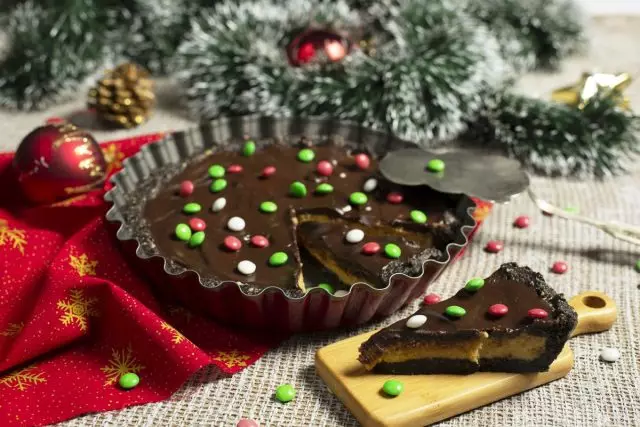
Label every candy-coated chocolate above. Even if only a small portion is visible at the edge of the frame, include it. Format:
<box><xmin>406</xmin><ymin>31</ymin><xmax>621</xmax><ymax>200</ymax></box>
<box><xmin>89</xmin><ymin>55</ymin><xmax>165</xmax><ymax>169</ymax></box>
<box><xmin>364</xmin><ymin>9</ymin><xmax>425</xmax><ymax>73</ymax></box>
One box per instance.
<box><xmin>406</xmin><ymin>314</ymin><xmax>427</xmax><ymax>329</ymax></box>
<box><xmin>179</xmin><ymin>180</ymin><xmax>194</xmax><ymax>197</ymax></box>
<box><xmin>384</xmin><ymin>243</ymin><xmax>401</xmax><ymax>259</ymax></box>
<box><xmin>227</xmin><ymin>164</ymin><xmax>243</xmax><ymax>174</ymax></box>
<box><xmin>487</xmin><ymin>303</ymin><xmax>509</xmax><ymax>317</ymax></box>
<box><xmin>354</xmin><ymin>153</ymin><xmax>370</xmax><ymax>170</ymax></box>
<box><xmin>211</xmin><ymin>197</ymin><xmax>226</xmax><ymax>212</ymax></box>
<box><xmin>551</xmin><ymin>261</ymin><xmax>568</xmax><ymax>274</ymax></box>
<box><xmin>485</xmin><ymin>240</ymin><xmax>503</xmax><ymax>253</ymax></box>
<box><xmin>513</xmin><ymin>215</ymin><xmax>530</xmax><ymax>228</ymax></box>
<box><xmin>188</xmin><ymin>231</ymin><xmax>206</xmax><ymax>248</ymax></box>
<box><xmin>237</xmin><ymin>260</ymin><xmax>256</xmax><ymax>275</ymax></box>
<box><xmin>423</xmin><ymin>293</ymin><xmax>441</xmax><ymax>305</ymax></box>
<box><xmin>600</xmin><ymin>347</ymin><xmax>620</xmax><ymax>362</ymax></box>
<box><xmin>189</xmin><ymin>217</ymin><xmax>206</xmax><ymax>232</ymax></box>
<box><xmin>315</xmin><ymin>183</ymin><xmax>334</xmax><ymax>194</ymax></box>
<box><xmin>316</xmin><ymin>160</ymin><xmax>334</xmax><ymax>176</ymax></box>
<box><xmin>210</xmin><ymin>178</ymin><xmax>227</xmax><ymax>193</ymax></box>
<box><xmin>208</xmin><ymin>164</ymin><xmax>225</xmax><ymax>178</ymax></box>
<box><xmin>227</xmin><ymin>216</ymin><xmax>246</xmax><ymax>232</ymax></box>
<box><xmin>528</xmin><ymin>308</ymin><xmax>548</xmax><ymax>319</ymax></box>
<box><xmin>382</xmin><ymin>379</ymin><xmax>404</xmax><ymax>397</ymax></box>
<box><xmin>363</xmin><ymin>178</ymin><xmax>378</xmax><ymax>192</ymax></box>
<box><xmin>119</xmin><ymin>372</ymin><xmax>140</xmax><ymax>390</ymax></box>
<box><xmin>465</xmin><ymin>277</ymin><xmax>485</xmax><ymax>291</ymax></box>
<box><xmin>297</xmin><ymin>148</ymin><xmax>315</xmax><ymax>163</ymax></box>
<box><xmin>175</xmin><ymin>223</ymin><xmax>192</xmax><ymax>241</ymax></box>
<box><xmin>635</xmin><ymin>259</ymin><xmax>640</xmax><ymax>272</ymax></box>
<box><xmin>242</xmin><ymin>140</ymin><xmax>256</xmax><ymax>156</ymax></box>
<box><xmin>259</xmin><ymin>201</ymin><xmax>278</xmax><ymax>213</ymax></box>
<box><xmin>250</xmin><ymin>235</ymin><xmax>269</xmax><ymax>248</ymax></box>
<box><xmin>224</xmin><ymin>236</ymin><xmax>242</xmax><ymax>251</ymax></box>
<box><xmin>410</xmin><ymin>210</ymin><xmax>427</xmax><ymax>224</ymax></box>
<box><xmin>261</xmin><ymin>165</ymin><xmax>276</xmax><ymax>177</ymax></box>
<box><xmin>386</xmin><ymin>192</ymin><xmax>403</xmax><ymax>204</ymax></box>
<box><xmin>269</xmin><ymin>252</ymin><xmax>288</xmax><ymax>266</ymax></box>
<box><xmin>237</xmin><ymin>419</ymin><xmax>260</xmax><ymax>427</ymax></box>
<box><xmin>445</xmin><ymin>305</ymin><xmax>466</xmax><ymax>318</ymax></box>
<box><xmin>361</xmin><ymin>242</ymin><xmax>381</xmax><ymax>255</ymax></box>
<box><xmin>349</xmin><ymin>192</ymin><xmax>367</xmax><ymax>205</ymax></box>
<box><xmin>290</xmin><ymin>181</ymin><xmax>307</xmax><ymax>198</ymax></box>
<box><xmin>317</xmin><ymin>283</ymin><xmax>334</xmax><ymax>294</ymax></box>
<box><xmin>183</xmin><ymin>202</ymin><xmax>202</xmax><ymax>214</ymax></box>
<box><xmin>426</xmin><ymin>158</ymin><xmax>445</xmax><ymax>173</ymax></box>
<box><xmin>345</xmin><ymin>229</ymin><xmax>364</xmax><ymax>243</ymax></box>
<box><xmin>275</xmin><ymin>384</ymin><xmax>296</xmax><ymax>403</ymax></box>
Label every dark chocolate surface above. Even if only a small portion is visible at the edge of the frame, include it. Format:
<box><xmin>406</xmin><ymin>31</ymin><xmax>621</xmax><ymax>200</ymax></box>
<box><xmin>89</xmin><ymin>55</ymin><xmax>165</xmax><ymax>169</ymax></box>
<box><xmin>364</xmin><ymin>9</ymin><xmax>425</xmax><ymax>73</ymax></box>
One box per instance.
<box><xmin>359</xmin><ymin>263</ymin><xmax>578</xmax><ymax>372</ymax></box>
<box><xmin>143</xmin><ymin>141</ymin><xmax>461</xmax><ymax>289</ymax></box>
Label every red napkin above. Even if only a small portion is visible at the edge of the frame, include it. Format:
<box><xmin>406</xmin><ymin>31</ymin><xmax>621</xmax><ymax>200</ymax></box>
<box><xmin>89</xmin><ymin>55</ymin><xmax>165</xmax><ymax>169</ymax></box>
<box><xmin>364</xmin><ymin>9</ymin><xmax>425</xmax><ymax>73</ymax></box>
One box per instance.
<box><xmin>0</xmin><ymin>133</ymin><xmax>285</xmax><ymax>427</ymax></box>
<box><xmin>0</xmin><ymin>130</ymin><xmax>492</xmax><ymax>427</ymax></box>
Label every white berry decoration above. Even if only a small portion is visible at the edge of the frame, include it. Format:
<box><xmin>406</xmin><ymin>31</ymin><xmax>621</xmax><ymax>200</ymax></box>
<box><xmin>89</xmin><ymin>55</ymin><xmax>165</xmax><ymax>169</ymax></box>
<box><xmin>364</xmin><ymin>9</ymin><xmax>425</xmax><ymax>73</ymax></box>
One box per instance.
<box><xmin>600</xmin><ymin>347</ymin><xmax>620</xmax><ymax>363</ymax></box>
<box><xmin>237</xmin><ymin>260</ymin><xmax>256</xmax><ymax>275</ymax></box>
<box><xmin>406</xmin><ymin>314</ymin><xmax>427</xmax><ymax>329</ymax></box>
<box><xmin>345</xmin><ymin>229</ymin><xmax>365</xmax><ymax>243</ymax></box>
<box><xmin>227</xmin><ymin>216</ymin><xmax>245</xmax><ymax>231</ymax></box>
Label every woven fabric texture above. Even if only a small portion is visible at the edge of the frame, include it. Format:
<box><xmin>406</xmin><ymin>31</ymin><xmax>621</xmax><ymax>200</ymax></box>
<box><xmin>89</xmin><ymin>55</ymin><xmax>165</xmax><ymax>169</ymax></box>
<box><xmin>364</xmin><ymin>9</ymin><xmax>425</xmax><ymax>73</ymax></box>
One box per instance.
<box><xmin>1</xmin><ymin>16</ymin><xmax>639</xmax><ymax>427</ymax></box>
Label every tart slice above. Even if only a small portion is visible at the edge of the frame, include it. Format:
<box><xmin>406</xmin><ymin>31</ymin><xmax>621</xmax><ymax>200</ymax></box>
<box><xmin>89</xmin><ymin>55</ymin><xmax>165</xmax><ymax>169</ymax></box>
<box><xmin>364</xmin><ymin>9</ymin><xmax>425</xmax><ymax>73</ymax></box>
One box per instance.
<box><xmin>358</xmin><ymin>263</ymin><xmax>578</xmax><ymax>374</ymax></box>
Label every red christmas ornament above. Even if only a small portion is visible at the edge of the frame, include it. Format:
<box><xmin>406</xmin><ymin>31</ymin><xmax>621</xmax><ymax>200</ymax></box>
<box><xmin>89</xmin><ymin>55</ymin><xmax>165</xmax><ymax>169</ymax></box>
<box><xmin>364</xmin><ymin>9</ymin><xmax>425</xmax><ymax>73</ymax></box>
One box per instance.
<box><xmin>297</xmin><ymin>43</ymin><xmax>316</xmax><ymax>64</ymax></box>
<box><xmin>551</xmin><ymin>261</ymin><xmax>568</xmax><ymax>274</ymax></box>
<box><xmin>13</xmin><ymin>123</ymin><xmax>107</xmax><ymax>204</ymax></box>
<box><xmin>423</xmin><ymin>293</ymin><xmax>441</xmax><ymax>305</ymax></box>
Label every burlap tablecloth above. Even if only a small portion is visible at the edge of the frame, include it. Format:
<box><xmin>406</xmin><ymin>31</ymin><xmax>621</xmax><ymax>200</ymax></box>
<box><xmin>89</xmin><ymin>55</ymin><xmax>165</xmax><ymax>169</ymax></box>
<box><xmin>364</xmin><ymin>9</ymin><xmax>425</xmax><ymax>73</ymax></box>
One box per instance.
<box><xmin>1</xmin><ymin>16</ymin><xmax>639</xmax><ymax>427</ymax></box>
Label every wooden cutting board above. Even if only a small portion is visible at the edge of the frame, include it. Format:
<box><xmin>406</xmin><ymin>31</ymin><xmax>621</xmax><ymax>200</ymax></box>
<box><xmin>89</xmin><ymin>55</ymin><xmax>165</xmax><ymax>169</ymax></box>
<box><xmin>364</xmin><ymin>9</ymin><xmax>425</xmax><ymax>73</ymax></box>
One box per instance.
<box><xmin>316</xmin><ymin>291</ymin><xmax>617</xmax><ymax>427</ymax></box>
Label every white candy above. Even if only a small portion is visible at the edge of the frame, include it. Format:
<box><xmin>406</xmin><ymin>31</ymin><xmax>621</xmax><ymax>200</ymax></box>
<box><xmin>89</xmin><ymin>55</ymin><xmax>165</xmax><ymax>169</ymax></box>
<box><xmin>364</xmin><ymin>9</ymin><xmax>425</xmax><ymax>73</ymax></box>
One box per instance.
<box><xmin>237</xmin><ymin>260</ymin><xmax>256</xmax><ymax>275</ymax></box>
<box><xmin>345</xmin><ymin>229</ymin><xmax>364</xmax><ymax>243</ymax></box>
<box><xmin>406</xmin><ymin>315</ymin><xmax>427</xmax><ymax>329</ymax></box>
<box><xmin>363</xmin><ymin>178</ymin><xmax>378</xmax><ymax>192</ymax></box>
<box><xmin>339</xmin><ymin>172</ymin><xmax>347</xmax><ymax>178</ymax></box>
<box><xmin>334</xmin><ymin>290</ymin><xmax>349</xmax><ymax>297</ymax></box>
<box><xmin>211</xmin><ymin>197</ymin><xmax>227</xmax><ymax>212</ymax></box>
<box><xmin>600</xmin><ymin>347</ymin><xmax>620</xmax><ymax>363</ymax></box>
<box><xmin>227</xmin><ymin>216</ymin><xmax>245</xmax><ymax>231</ymax></box>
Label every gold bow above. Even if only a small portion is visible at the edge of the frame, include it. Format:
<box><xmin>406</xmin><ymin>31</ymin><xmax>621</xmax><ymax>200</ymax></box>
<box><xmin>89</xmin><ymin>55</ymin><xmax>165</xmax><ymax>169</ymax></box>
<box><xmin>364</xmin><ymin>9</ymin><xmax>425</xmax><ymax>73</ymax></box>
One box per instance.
<box><xmin>551</xmin><ymin>72</ymin><xmax>632</xmax><ymax>109</ymax></box>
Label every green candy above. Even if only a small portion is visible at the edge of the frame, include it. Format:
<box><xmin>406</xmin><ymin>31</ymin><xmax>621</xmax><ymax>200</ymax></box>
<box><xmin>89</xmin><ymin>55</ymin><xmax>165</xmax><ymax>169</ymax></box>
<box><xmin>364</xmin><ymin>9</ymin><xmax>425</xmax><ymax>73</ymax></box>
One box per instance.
<box><xmin>445</xmin><ymin>305</ymin><xmax>466</xmax><ymax>318</ymax></box>
<box><xmin>275</xmin><ymin>384</ymin><xmax>296</xmax><ymax>403</ymax></box>
<box><xmin>260</xmin><ymin>201</ymin><xmax>278</xmax><ymax>213</ymax></box>
<box><xmin>635</xmin><ymin>259</ymin><xmax>640</xmax><ymax>272</ymax></box>
<box><xmin>119</xmin><ymin>372</ymin><xmax>140</xmax><ymax>390</ymax></box>
<box><xmin>269</xmin><ymin>251</ymin><xmax>288</xmax><ymax>266</ymax></box>
<box><xmin>188</xmin><ymin>231</ymin><xmax>206</xmax><ymax>248</ymax></box>
<box><xmin>290</xmin><ymin>181</ymin><xmax>307</xmax><ymax>198</ymax></box>
<box><xmin>208</xmin><ymin>164</ymin><xmax>225</xmax><ymax>178</ymax></box>
<box><xmin>242</xmin><ymin>140</ymin><xmax>256</xmax><ymax>156</ymax></box>
<box><xmin>349</xmin><ymin>192</ymin><xmax>368</xmax><ymax>205</ymax></box>
<box><xmin>382</xmin><ymin>379</ymin><xmax>404</xmax><ymax>397</ymax></box>
<box><xmin>315</xmin><ymin>183</ymin><xmax>334</xmax><ymax>194</ymax></box>
<box><xmin>317</xmin><ymin>283</ymin><xmax>334</xmax><ymax>294</ymax></box>
<box><xmin>564</xmin><ymin>206</ymin><xmax>579</xmax><ymax>214</ymax></box>
<box><xmin>297</xmin><ymin>148</ymin><xmax>315</xmax><ymax>163</ymax></box>
<box><xmin>426</xmin><ymin>158</ymin><xmax>445</xmax><ymax>173</ymax></box>
<box><xmin>209</xmin><ymin>179</ymin><xmax>227</xmax><ymax>193</ymax></box>
<box><xmin>175</xmin><ymin>223</ymin><xmax>192</xmax><ymax>241</ymax></box>
<box><xmin>183</xmin><ymin>202</ymin><xmax>202</xmax><ymax>214</ymax></box>
<box><xmin>465</xmin><ymin>277</ymin><xmax>485</xmax><ymax>291</ymax></box>
<box><xmin>410</xmin><ymin>210</ymin><xmax>427</xmax><ymax>224</ymax></box>
<box><xmin>384</xmin><ymin>243</ymin><xmax>401</xmax><ymax>259</ymax></box>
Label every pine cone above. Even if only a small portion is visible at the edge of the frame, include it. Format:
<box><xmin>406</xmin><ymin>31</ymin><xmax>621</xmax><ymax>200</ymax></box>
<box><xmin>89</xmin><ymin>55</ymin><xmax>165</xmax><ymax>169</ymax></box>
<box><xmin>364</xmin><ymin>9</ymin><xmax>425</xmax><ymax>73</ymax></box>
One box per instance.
<box><xmin>87</xmin><ymin>63</ymin><xmax>155</xmax><ymax>128</ymax></box>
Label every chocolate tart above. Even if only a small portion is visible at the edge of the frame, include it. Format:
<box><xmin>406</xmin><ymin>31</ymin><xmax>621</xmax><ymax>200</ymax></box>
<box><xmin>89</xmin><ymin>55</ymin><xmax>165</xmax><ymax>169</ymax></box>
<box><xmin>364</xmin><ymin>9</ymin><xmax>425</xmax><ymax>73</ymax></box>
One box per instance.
<box><xmin>105</xmin><ymin>117</ymin><xmax>477</xmax><ymax>331</ymax></box>
<box><xmin>358</xmin><ymin>263</ymin><xmax>578</xmax><ymax>374</ymax></box>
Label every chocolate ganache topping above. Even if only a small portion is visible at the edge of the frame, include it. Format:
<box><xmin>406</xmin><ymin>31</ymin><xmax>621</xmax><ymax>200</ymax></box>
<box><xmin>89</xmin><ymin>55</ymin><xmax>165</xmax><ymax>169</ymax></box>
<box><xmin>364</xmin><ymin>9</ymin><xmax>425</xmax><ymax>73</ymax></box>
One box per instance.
<box><xmin>143</xmin><ymin>138</ymin><xmax>462</xmax><ymax>291</ymax></box>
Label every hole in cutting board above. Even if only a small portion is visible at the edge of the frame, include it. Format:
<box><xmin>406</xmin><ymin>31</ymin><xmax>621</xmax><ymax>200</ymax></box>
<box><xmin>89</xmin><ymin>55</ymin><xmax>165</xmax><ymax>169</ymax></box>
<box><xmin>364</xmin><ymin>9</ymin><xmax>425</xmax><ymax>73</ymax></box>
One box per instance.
<box><xmin>582</xmin><ymin>295</ymin><xmax>606</xmax><ymax>308</ymax></box>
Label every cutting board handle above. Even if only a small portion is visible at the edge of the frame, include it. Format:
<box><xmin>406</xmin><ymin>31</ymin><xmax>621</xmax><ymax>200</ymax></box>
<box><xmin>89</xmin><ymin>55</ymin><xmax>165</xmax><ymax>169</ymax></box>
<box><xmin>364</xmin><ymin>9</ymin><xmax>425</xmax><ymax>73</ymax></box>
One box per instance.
<box><xmin>568</xmin><ymin>291</ymin><xmax>617</xmax><ymax>338</ymax></box>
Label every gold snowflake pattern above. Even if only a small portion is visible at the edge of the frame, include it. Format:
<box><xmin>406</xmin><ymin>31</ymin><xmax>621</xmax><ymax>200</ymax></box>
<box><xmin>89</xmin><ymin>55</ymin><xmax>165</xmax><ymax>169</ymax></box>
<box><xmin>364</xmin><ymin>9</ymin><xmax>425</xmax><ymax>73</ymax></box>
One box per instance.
<box><xmin>0</xmin><ymin>219</ymin><xmax>27</xmax><ymax>255</ymax></box>
<box><xmin>100</xmin><ymin>344</ymin><xmax>145</xmax><ymax>386</ymax></box>
<box><xmin>0</xmin><ymin>365</ymin><xmax>46</xmax><ymax>391</ymax></box>
<box><xmin>0</xmin><ymin>322</ymin><xmax>24</xmax><ymax>337</ymax></box>
<box><xmin>168</xmin><ymin>306</ymin><xmax>193</xmax><ymax>323</ymax></box>
<box><xmin>212</xmin><ymin>350</ymin><xmax>251</xmax><ymax>369</ymax></box>
<box><xmin>102</xmin><ymin>143</ymin><xmax>126</xmax><ymax>172</ymax></box>
<box><xmin>57</xmin><ymin>288</ymin><xmax>99</xmax><ymax>331</ymax></box>
<box><xmin>69</xmin><ymin>253</ymin><xmax>98</xmax><ymax>277</ymax></box>
<box><xmin>160</xmin><ymin>322</ymin><xmax>186</xmax><ymax>344</ymax></box>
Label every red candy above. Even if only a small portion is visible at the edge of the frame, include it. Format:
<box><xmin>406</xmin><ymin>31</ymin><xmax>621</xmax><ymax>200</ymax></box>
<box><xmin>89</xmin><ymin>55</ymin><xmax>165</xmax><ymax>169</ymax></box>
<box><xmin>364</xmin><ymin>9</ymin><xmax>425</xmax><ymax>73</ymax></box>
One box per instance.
<box><xmin>227</xmin><ymin>164</ymin><xmax>243</xmax><ymax>174</ymax></box>
<box><xmin>386</xmin><ymin>192</ymin><xmax>403</xmax><ymax>204</ymax></box>
<box><xmin>423</xmin><ymin>293</ymin><xmax>441</xmax><ymax>305</ymax></box>
<box><xmin>250</xmin><ymin>235</ymin><xmax>269</xmax><ymax>248</ymax></box>
<box><xmin>361</xmin><ymin>242</ymin><xmax>381</xmax><ymax>255</ymax></box>
<box><xmin>261</xmin><ymin>165</ymin><xmax>276</xmax><ymax>178</ymax></box>
<box><xmin>513</xmin><ymin>215</ymin><xmax>530</xmax><ymax>228</ymax></box>
<box><xmin>485</xmin><ymin>240</ymin><xmax>503</xmax><ymax>253</ymax></box>
<box><xmin>551</xmin><ymin>261</ymin><xmax>568</xmax><ymax>274</ymax></box>
<box><xmin>188</xmin><ymin>218</ymin><xmax>206</xmax><ymax>232</ymax></box>
<box><xmin>528</xmin><ymin>308</ymin><xmax>548</xmax><ymax>319</ymax></box>
<box><xmin>488</xmin><ymin>303</ymin><xmax>509</xmax><ymax>317</ymax></box>
<box><xmin>316</xmin><ymin>160</ymin><xmax>334</xmax><ymax>176</ymax></box>
<box><xmin>223</xmin><ymin>236</ymin><xmax>242</xmax><ymax>251</ymax></box>
<box><xmin>179</xmin><ymin>180</ymin><xmax>194</xmax><ymax>197</ymax></box>
<box><xmin>354</xmin><ymin>153</ymin><xmax>370</xmax><ymax>170</ymax></box>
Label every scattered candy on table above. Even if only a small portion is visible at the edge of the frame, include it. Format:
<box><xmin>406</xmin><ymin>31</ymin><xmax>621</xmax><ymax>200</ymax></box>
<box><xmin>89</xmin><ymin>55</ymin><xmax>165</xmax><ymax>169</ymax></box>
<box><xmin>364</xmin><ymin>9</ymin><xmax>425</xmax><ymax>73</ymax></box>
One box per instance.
<box><xmin>237</xmin><ymin>419</ymin><xmax>260</xmax><ymax>427</ymax></box>
<box><xmin>485</xmin><ymin>240</ymin><xmax>503</xmax><ymax>253</ymax></box>
<box><xmin>227</xmin><ymin>216</ymin><xmax>246</xmax><ymax>231</ymax></box>
<box><xmin>316</xmin><ymin>160</ymin><xmax>333</xmax><ymax>176</ymax></box>
<box><xmin>224</xmin><ymin>236</ymin><xmax>242</xmax><ymax>252</ymax></box>
<box><xmin>237</xmin><ymin>260</ymin><xmax>257</xmax><ymax>275</ymax></box>
<box><xmin>345</xmin><ymin>229</ymin><xmax>365</xmax><ymax>243</ymax></box>
<box><xmin>361</xmin><ymin>242</ymin><xmax>381</xmax><ymax>255</ymax></box>
<box><xmin>290</xmin><ymin>181</ymin><xmax>308</xmax><ymax>198</ymax></box>
<box><xmin>118</xmin><ymin>372</ymin><xmax>140</xmax><ymax>390</ymax></box>
<box><xmin>211</xmin><ymin>197</ymin><xmax>226</xmax><ymax>212</ymax></box>
<box><xmin>527</xmin><ymin>308</ymin><xmax>548</xmax><ymax>319</ymax></box>
<box><xmin>384</xmin><ymin>243</ymin><xmax>401</xmax><ymax>259</ymax></box>
<box><xmin>465</xmin><ymin>277</ymin><xmax>485</xmax><ymax>291</ymax></box>
<box><xmin>386</xmin><ymin>192</ymin><xmax>403</xmax><ymax>204</ymax></box>
<box><xmin>513</xmin><ymin>215</ymin><xmax>530</xmax><ymax>228</ymax></box>
<box><xmin>261</xmin><ymin>165</ymin><xmax>276</xmax><ymax>178</ymax></box>
<box><xmin>600</xmin><ymin>347</ymin><xmax>620</xmax><ymax>363</ymax></box>
<box><xmin>488</xmin><ymin>303</ymin><xmax>509</xmax><ymax>317</ymax></box>
<box><xmin>179</xmin><ymin>180</ymin><xmax>194</xmax><ymax>197</ymax></box>
<box><xmin>406</xmin><ymin>314</ymin><xmax>427</xmax><ymax>329</ymax></box>
<box><xmin>363</xmin><ymin>178</ymin><xmax>378</xmax><ymax>192</ymax></box>
<box><xmin>315</xmin><ymin>183</ymin><xmax>334</xmax><ymax>194</ymax></box>
<box><xmin>426</xmin><ymin>158</ymin><xmax>445</xmax><ymax>173</ymax></box>
<box><xmin>275</xmin><ymin>384</ymin><xmax>296</xmax><ymax>403</ymax></box>
<box><xmin>423</xmin><ymin>293</ymin><xmax>441</xmax><ymax>305</ymax></box>
<box><xmin>551</xmin><ymin>261</ymin><xmax>568</xmax><ymax>274</ymax></box>
<box><xmin>445</xmin><ymin>305</ymin><xmax>466</xmax><ymax>318</ymax></box>
<box><xmin>354</xmin><ymin>153</ymin><xmax>370</xmax><ymax>170</ymax></box>
<box><xmin>382</xmin><ymin>379</ymin><xmax>404</xmax><ymax>397</ymax></box>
